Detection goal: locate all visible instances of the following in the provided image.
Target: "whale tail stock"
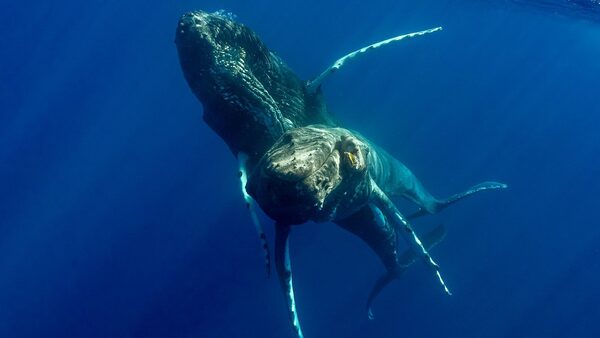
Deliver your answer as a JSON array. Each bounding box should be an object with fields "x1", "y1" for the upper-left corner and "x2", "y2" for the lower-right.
[
  {"x1": 408, "y1": 181, "x2": 508, "y2": 220},
  {"x1": 366, "y1": 224, "x2": 447, "y2": 320}
]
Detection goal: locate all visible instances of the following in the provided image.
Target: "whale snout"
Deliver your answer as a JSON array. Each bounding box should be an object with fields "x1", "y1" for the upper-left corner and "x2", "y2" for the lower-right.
[
  {"x1": 247, "y1": 126, "x2": 373, "y2": 224},
  {"x1": 247, "y1": 127, "x2": 343, "y2": 224},
  {"x1": 175, "y1": 11, "x2": 213, "y2": 47}
]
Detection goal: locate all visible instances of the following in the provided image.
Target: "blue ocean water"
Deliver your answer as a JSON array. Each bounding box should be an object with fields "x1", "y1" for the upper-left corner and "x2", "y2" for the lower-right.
[{"x1": 1, "y1": 1, "x2": 599, "y2": 337}]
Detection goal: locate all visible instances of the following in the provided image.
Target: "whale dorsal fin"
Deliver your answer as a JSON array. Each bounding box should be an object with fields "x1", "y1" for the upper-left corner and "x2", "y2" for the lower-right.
[{"x1": 307, "y1": 27, "x2": 443, "y2": 93}]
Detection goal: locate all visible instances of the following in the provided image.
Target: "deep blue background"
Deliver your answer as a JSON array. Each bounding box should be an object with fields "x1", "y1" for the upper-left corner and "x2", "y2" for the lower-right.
[{"x1": 2, "y1": 1, "x2": 600, "y2": 337}]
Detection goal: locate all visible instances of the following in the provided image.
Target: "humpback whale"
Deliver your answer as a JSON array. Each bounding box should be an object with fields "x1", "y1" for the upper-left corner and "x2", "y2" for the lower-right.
[
  {"x1": 175, "y1": 10, "x2": 505, "y2": 337},
  {"x1": 247, "y1": 126, "x2": 506, "y2": 324}
]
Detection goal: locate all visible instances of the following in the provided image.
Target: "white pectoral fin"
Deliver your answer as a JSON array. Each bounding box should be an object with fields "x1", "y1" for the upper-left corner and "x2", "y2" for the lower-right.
[
  {"x1": 275, "y1": 224, "x2": 304, "y2": 338},
  {"x1": 307, "y1": 26, "x2": 443, "y2": 93},
  {"x1": 370, "y1": 179, "x2": 452, "y2": 295},
  {"x1": 238, "y1": 153, "x2": 271, "y2": 276}
]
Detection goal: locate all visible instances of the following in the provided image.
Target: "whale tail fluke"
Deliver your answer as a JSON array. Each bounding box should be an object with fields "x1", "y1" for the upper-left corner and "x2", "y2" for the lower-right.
[
  {"x1": 366, "y1": 224, "x2": 447, "y2": 320},
  {"x1": 408, "y1": 181, "x2": 508, "y2": 220}
]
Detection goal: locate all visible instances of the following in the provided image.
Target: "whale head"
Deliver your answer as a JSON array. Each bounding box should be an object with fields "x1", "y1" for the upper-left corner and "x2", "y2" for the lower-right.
[
  {"x1": 175, "y1": 11, "x2": 273, "y2": 102},
  {"x1": 175, "y1": 11, "x2": 330, "y2": 157},
  {"x1": 175, "y1": 11, "x2": 283, "y2": 153},
  {"x1": 247, "y1": 126, "x2": 372, "y2": 224}
]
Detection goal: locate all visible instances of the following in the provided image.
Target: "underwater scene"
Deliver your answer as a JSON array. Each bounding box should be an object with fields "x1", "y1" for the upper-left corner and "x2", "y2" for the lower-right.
[{"x1": 2, "y1": 0, "x2": 600, "y2": 337}]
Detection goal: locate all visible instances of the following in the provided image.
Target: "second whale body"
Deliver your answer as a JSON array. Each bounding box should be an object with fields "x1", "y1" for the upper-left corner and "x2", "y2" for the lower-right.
[{"x1": 248, "y1": 125, "x2": 506, "y2": 323}]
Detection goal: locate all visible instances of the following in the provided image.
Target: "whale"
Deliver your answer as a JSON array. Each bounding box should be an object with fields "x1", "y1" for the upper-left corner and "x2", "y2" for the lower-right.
[
  {"x1": 175, "y1": 10, "x2": 504, "y2": 338},
  {"x1": 247, "y1": 125, "x2": 507, "y2": 326}
]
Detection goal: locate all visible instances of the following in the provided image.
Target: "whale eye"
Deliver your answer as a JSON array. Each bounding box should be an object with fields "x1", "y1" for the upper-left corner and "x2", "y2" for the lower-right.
[
  {"x1": 339, "y1": 136, "x2": 362, "y2": 170},
  {"x1": 344, "y1": 151, "x2": 358, "y2": 168}
]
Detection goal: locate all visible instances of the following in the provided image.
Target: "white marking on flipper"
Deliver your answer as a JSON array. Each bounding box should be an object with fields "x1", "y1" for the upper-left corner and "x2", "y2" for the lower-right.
[
  {"x1": 275, "y1": 224, "x2": 304, "y2": 338},
  {"x1": 307, "y1": 27, "x2": 443, "y2": 93},
  {"x1": 239, "y1": 153, "x2": 271, "y2": 276},
  {"x1": 370, "y1": 179, "x2": 452, "y2": 295}
]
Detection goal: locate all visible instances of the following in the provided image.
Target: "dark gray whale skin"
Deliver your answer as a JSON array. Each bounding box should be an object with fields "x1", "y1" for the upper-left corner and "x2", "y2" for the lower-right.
[{"x1": 175, "y1": 10, "x2": 334, "y2": 167}]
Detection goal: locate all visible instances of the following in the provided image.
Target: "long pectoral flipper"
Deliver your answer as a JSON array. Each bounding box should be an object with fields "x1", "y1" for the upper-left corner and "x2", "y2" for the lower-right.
[
  {"x1": 371, "y1": 179, "x2": 452, "y2": 295},
  {"x1": 238, "y1": 153, "x2": 271, "y2": 276},
  {"x1": 275, "y1": 224, "x2": 304, "y2": 338},
  {"x1": 307, "y1": 27, "x2": 443, "y2": 93},
  {"x1": 366, "y1": 223, "x2": 447, "y2": 320},
  {"x1": 407, "y1": 181, "x2": 508, "y2": 220}
]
